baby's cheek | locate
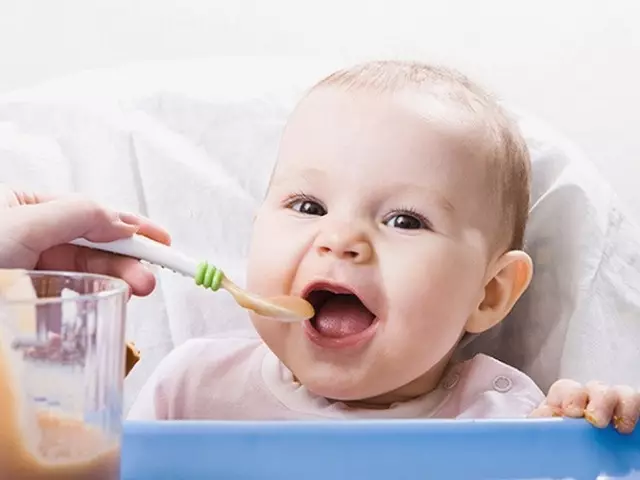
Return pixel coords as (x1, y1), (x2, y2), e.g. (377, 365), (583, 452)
(246, 244), (278, 294)
(247, 216), (306, 296)
(397, 267), (468, 311)
(248, 218), (284, 282)
(250, 311), (284, 344)
(390, 263), (477, 339)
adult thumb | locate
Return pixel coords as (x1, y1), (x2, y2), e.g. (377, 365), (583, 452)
(10, 197), (139, 254)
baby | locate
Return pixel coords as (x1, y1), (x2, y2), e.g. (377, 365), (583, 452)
(129, 61), (640, 431)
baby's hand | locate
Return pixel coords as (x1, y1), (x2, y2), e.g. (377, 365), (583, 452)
(529, 379), (640, 434)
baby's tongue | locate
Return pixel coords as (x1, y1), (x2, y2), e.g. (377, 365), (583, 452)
(313, 295), (374, 338)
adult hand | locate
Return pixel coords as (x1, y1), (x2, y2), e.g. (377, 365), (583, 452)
(0, 185), (171, 296)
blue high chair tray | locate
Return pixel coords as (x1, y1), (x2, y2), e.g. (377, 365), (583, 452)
(121, 419), (640, 479)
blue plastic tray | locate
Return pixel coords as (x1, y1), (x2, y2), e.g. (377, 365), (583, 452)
(121, 419), (640, 479)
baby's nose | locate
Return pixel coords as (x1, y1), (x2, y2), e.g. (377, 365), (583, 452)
(315, 226), (373, 264)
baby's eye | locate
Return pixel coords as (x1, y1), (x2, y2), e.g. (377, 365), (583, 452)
(384, 213), (427, 230)
(289, 199), (326, 216)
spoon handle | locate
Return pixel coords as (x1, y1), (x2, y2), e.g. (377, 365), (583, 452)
(70, 235), (202, 278)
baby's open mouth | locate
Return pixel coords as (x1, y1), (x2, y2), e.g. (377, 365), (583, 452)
(305, 286), (376, 339)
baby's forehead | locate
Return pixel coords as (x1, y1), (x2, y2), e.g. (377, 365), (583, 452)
(278, 87), (493, 179)
(275, 105), (492, 206)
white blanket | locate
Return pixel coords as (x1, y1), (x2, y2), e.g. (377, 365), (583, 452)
(1, 58), (639, 412)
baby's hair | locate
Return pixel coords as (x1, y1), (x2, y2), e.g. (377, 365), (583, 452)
(312, 60), (531, 252)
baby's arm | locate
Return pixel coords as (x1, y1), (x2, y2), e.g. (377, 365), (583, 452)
(530, 379), (640, 434)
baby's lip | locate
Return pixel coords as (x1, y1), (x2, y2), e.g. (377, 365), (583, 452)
(300, 279), (378, 318)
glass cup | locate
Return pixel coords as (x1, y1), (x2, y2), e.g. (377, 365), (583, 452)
(0, 270), (127, 480)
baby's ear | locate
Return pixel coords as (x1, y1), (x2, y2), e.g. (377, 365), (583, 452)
(465, 250), (533, 334)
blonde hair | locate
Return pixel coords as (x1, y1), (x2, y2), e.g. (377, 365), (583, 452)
(312, 60), (530, 251)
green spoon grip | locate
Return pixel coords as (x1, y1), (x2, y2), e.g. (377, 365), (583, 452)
(194, 262), (224, 291)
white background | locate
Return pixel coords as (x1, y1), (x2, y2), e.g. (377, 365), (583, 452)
(1, 0), (639, 213)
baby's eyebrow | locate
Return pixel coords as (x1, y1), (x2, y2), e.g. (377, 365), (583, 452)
(434, 194), (455, 214)
(392, 182), (456, 214)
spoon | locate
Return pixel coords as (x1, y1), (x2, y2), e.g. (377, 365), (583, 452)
(69, 236), (314, 323)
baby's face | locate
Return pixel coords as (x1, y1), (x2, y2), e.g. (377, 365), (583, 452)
(247, 87), (496, 403)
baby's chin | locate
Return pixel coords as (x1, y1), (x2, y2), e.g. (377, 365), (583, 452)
(296, 368), (399, 404)
(293, 357), (448, 406)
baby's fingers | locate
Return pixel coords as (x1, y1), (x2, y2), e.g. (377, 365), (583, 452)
(529, 403), (561, 418)
(584, 381), (618, 428)
(546, 379), (589, 418)
(611, 386), (640, 435)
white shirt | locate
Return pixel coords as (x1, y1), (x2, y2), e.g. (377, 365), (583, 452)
(128, 334), (544, 421)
